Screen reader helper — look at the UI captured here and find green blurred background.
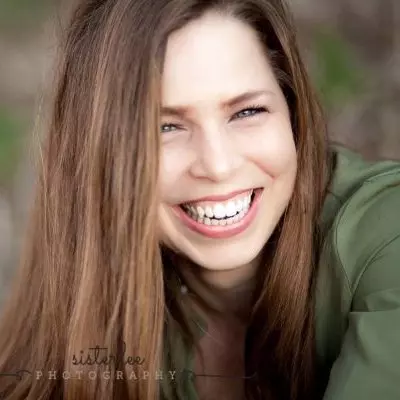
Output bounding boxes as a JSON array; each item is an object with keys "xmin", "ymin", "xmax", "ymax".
[{"xmin": 0, "ymin": 0, "xmax": 399, "ymax": 303}]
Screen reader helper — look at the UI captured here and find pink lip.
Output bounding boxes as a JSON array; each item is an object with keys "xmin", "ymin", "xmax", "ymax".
[
  {"xmin": 173, "ymin": 188, "xmax": 264, "ymax": 239},
  {"xmin": 184, "ymin": 188, "xmax": 253, "ymax": 204}
]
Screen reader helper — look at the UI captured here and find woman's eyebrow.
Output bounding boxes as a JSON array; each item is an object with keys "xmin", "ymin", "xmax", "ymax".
[
  {"xmin": 223, "ymin": 89, "xmax": 274, "ymax": 108},
  {"xmin": 161, "ymin": 89, "xmax": 274, "ymax": 117}
]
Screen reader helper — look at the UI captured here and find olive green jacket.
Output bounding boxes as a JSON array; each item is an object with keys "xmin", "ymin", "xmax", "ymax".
[
  {"xmin": 171, "ymin": 146, "xmax": 400, "ymax": 399},
  {"xmin": 315, "ymin": 146, "xmax": 400, "ymax": 399}
]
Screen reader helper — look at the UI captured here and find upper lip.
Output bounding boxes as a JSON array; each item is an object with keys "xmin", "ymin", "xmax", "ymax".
[{"xmin": 182, "ymin": 188, "xmax": 256, "ymax": 204}]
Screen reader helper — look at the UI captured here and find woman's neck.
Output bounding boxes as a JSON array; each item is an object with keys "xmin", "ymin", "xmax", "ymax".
[{"xmin": 178, "ymin": 253, "xmax": 262, "ymax": 323}]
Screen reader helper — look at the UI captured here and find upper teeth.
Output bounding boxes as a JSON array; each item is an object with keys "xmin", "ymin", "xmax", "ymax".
[{"xmin": 184, "ymin": 191, "xmax": 253, "ymax": 219}]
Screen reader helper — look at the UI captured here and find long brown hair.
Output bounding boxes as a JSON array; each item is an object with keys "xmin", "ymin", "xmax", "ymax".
[{"xmin": 0, "ymin": 0, "xmax": 333, "ymax": 399}]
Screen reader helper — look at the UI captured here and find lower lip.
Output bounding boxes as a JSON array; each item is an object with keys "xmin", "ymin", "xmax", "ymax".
[{"xmin": 173, "ymin": 188, "xmax": 264, "ymax": 239}]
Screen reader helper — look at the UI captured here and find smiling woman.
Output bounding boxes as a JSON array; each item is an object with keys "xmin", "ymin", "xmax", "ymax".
[
  {"xmin": 158, "ymin": 12, "xmax": 297, "ymax": 275},
  {"xmin": 0, "ymin": 1, "xmax": 399, "ymax": 400}
]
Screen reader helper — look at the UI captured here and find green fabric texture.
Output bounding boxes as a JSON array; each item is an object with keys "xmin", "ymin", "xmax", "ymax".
[
  {"xmin": 315, "ymin": 146, "xmax": 400, "ymax": 399},
  {"xmin": 171, "ymin": 145, "xmax": 400, "ymax": 399}
]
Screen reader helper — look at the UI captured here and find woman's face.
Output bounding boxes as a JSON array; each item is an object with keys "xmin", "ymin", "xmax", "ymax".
[{"xmin": 158, "ymin": 12, "xmax": 297, "ymax": 271}]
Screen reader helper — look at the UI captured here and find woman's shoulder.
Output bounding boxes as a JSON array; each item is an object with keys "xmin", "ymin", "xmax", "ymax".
[
  {"xmin": 323, "ymin": 143, "xmax": 400, "ymax": 216},
  {"xmin": 315, "ymin": 145, "xmax": 400, "ymax": 365},
  {"xmin": 320, "ymin": 144, "xmax": 400, "ymax": 291},
  {"xmin": 315, "ymin": 146, "xmax": 400, "ymax": 398}
]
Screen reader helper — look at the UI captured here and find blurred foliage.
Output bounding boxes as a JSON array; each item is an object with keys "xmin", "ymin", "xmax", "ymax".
[
  {"xmin": 313, "ymin": 29, "xmax": 365, "ymax": 110},
  {"xmin": 0, "ymin": 109, "xmax": 23, "ymax": 186}
]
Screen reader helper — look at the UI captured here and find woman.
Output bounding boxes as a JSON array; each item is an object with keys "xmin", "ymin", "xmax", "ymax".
[{"xmin": 0, "ymin": 0, "xmax": 399, "ymax": 399}]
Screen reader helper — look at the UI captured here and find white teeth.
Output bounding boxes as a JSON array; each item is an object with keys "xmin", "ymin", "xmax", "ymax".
[
  {"xmin": 225, "ymin": 201, "xmax": 237, "ymax": 217},
  {"xmin": 182, "ymin": 190, "xmax": 255, "ymax": 223},
  {"xmin": 205, "ymin": 206, "xmax": 213, "ymax": 218},
  {"xmin": 184, "ymin": 206, "xmax": 252, "ymax": 226},
  {"xmin": 235, "ymin": 199, "xmax": 243, "ymax": 213},
  {"xmin": 213, "ymin": 203, "xmax": 226, "ymax": 219},
  {"xmin": 196, "ymin": 206, "xmax": 205, "ymax": 218}
]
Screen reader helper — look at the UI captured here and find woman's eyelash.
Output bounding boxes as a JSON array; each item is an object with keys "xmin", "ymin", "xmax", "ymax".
[
  {"xmin": 161, "ymin": 123, "xmax": 182, "ymax": 133},
  {"xmin": 232, "ymin": 105, "xmax": 268, "ymax": 120},
  {"xmin": 160, "ymin": 105, "xmax": 268, "ymax": 133}
]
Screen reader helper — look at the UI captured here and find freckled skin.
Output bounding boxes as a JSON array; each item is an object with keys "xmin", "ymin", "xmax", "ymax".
[{"xmin": 159, "ymin": 12, "xmax": 297, "ymax": 273}]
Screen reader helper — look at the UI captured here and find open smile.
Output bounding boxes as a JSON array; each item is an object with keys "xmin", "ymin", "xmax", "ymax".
[{"xmin": 173, "ymin": 188, "xmax": 264, "ymax": 239}]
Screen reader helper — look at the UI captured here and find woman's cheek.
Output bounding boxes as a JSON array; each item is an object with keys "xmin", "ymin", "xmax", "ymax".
[
  {"xmin": 159, "ymin": 144, "xmax": 192, "ymax": 199},
  {"xmin": 236, "ymin": 115, "xmax": 296, "ymax": 177}
]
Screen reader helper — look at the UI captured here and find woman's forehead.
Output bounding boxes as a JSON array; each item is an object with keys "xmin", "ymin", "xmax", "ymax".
[{"xmin": 161, "ymin": 12, "xmax": 279, "ymax": 111}]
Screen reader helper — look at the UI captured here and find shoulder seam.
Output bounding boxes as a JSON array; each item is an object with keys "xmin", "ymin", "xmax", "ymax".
[
  {"xmin": 332, "ymin": 203, "xmax": 353, "ymax": 299},
  {"xmin": 352, "ymin": 232, "xmax": 400, "ymax": 302},
  {"xmin": 333, "ymin": 178, "xmax": 400, "ymax": 298},
  {"xmin": 364, "ymin": 168, "xmax": 400, "ymax": 184}
]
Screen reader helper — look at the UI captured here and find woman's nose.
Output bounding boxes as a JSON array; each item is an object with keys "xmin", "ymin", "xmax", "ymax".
[{"xmin": 189, "ymin": 126, "xmax": 242, "ymax": 182}]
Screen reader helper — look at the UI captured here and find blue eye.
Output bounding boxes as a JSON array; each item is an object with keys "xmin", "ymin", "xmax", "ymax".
[
  {"xmin": 233, "ymin": 106, "xmax": 267, "ymax": 120},
  {"xmin": 161, "ymin": 124, "xmax": 180, "ymax": 133}
]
